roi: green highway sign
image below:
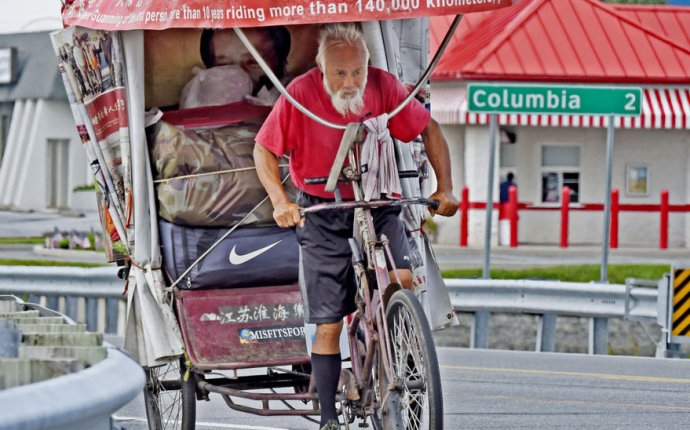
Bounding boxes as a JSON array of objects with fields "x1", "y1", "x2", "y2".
[{"x1": 467, "y1": 84, "x2": 642, "y2": 116}]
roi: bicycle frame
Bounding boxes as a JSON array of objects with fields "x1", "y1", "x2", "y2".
[{"x1": 301, "y1": 135, "x2": 438, "y2": 425}]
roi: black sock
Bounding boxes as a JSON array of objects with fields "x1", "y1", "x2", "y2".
[{"x1": 311, "y1": 352, "x2": 341, "y2": 426}]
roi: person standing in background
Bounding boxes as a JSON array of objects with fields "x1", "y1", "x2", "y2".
[
  {"x1": 499, "y1": 172, "x2": 516, "y2": 245},
  {"x1": 500, "y1": 172, "x2": 515, "y2": 205}
]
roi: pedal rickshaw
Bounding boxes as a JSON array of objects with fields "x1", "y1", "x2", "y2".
[{"x1": 54, "y1": 1, "x2": 511, "y2": 428}]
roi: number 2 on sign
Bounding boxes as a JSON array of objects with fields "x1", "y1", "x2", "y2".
[
  {"x1": 356, "y1": 0, "x2": 386, "y2": 13},
  {"x1": 624, "y1": 93, "x2": 636, "y2": 111}
]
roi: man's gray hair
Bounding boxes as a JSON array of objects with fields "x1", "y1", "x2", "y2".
[{"x1": 315, "y1": 23, "x2": 370, "y2": 70}]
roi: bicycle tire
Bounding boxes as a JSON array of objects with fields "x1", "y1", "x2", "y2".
[
  {"x1": 370, "y1": 345, "x2": 385, "y2": 430},
  {"x1": 383, "y1": 289, "x2": 443, "y2": 430},
  {"x1": 144, "y1": 357, "x2": 197, "y2": 430}
]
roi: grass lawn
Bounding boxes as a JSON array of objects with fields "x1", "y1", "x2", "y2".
[
  {"x1": 442, "y1": 264, "x2": 669, "y2": 284},
  {"x1": 0, "y1": 237, "x2": 45, "y2": 245},
  {"x1": 0, "y1": 259, "x2": 103, "y2": 268}
]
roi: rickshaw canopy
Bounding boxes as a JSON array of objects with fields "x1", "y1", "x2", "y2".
[
  {"x1": 54, "y1": 0, "x2": 511, "y2": 368},
  {"x1": 62, "y1": 0, "x2": 511, "y2": 30}
]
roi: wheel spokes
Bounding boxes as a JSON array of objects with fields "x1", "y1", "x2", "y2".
[
  {"x1": 390, "y1": 305, "x2": 429, "y2": 430},
  {"x1": 149, "y1": 362, "x2": 184, "y2": 429}
]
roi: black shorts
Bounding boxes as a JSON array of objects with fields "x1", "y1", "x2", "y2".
[{"x1": 296, "y1": 192, "x2": 412, "y2": 324}]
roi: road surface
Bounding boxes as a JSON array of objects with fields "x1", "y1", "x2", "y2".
[{"x1": 114, "y1": 347, "x2": 690, "y2": 429}]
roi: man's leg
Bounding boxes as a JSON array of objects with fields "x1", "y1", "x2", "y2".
[
  {"x1": 295, "y1": 192, "x2": 356, "y2": 429},
  {"x1": 312, "y1": 321, "x2": 343, "y2": 427},
  {"x1": 389, "y1": 268, "x2": 413, "y2": 289},
  {"x1": 374, "y1": 206, "x2": 413, "y2": 291}
]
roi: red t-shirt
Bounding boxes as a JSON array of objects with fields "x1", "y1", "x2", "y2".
[{"x1": 255, "y1": 67, "x2": 430, "y2": 200}]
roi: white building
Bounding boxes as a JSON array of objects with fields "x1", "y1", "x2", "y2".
[
  {"x1": 0, "y1": 31, "x2": 92, "y2": 213},
  {"x1": 430, "y1": 0, "x2": 690, "y2": 248}
]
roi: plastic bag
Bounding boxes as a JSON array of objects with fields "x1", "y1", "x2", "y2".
[{"x1": 179, "y1": 65, "x2": 253, "y2": 109}]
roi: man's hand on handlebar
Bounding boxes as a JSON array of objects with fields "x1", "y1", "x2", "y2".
[
  {"x1": 427, "y1": 190, "x2": 458, "y2": 217},
  {"x1": 273, "y1": 200, "x2": 304, "y2": 228}
]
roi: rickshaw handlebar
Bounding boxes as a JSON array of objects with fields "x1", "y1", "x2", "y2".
[
  {"x1": 303, "y1": 170, "x2": 420, "y2": 185},
  {"x1": 299, "y1": 197, "x2": 439, "y2": 216}
]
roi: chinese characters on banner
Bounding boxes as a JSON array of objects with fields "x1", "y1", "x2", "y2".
[{"x1": 201, "y1": 302, "x2": 305, "y2": 325}]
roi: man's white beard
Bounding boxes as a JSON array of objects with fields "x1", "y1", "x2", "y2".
[{"x1": 323, "y1": 75, "x2": 367, "y2": 117}]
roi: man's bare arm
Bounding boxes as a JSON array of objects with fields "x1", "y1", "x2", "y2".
[
  {"x1": 420, "y1": 118, "x2": 459, "y2": 217},
  {"x1": 253, "y1": 144, "x2": 302, "y2": 227}
]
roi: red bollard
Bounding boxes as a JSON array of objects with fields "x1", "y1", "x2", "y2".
[
  {"x1": 610, "y1": 188, "x2": 619, "y2": 249},
  {"x1": 460, "y1": 186, "x2": 469, "y2": 247},
  {"x1": 508, "y1": 185, "x2": 518, "y2": 248},
  {"x1": 660, "y1": 189, "x2": 669, "y2": 249},
  {"x1": 560, "y1": 186, "x2": 571, "y2": 248}
]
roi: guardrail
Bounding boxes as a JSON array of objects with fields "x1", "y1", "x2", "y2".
[
  {"x1": 0, "y1": 295, "x2": 145, "y2": 430},
  {"x1": 446, "y1": 277, "x2": 662, "y2": 355},
  {"x1": 0, "y1": 265, "x2": 672, "y2": 356},
  {"x1": 0, "y1": 266, "x2": 124, "y2": 335}
]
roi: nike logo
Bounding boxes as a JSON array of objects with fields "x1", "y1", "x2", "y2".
[{"x1": 228, "y1": 240, "x2": 282, "y2": 265}]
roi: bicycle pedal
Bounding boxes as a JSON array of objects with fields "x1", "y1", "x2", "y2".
[{"x1": 339, "y1": 369, "x2": 360, "y2": 401}]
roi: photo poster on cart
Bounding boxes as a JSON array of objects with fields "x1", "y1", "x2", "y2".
[{"x1": 50, "y1": 27, "x2": 131, "y2": 262}]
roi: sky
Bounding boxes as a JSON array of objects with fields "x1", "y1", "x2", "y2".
[{"x1": 1, "y1": 0, "x2": 63, "y2": 34}]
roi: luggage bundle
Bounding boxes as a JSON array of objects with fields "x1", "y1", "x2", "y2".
[
  {"x1": 147, "y1": 107, "x2": 299, "y2": 290},
  {"x1": 159, "y1": 221, "x2": 299, "y2": 290},
  {"x1": 148, "y1": 119, "x2": 286, "y2": 228}
]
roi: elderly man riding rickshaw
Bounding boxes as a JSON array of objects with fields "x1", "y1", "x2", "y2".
[{"x1": 55, "y1": 1, "x2": 512, "y2": 428}]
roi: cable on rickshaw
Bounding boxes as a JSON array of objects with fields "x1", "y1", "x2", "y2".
[
  {"x1": 232, "y1": 15, "x2": 463, "y2": 130},
  {"x1": 165, "y1": 15, "x2": 463, "y2": 290}
]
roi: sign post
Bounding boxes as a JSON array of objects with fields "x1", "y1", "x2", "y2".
[
  {"x1": 467, "y1": 83, "x2": 641, "y2": 288},
  {"x1": 600, "y1": 115, "x2": 616, "y2": 283},
  {"x1": 483, "y1": 114, "x2": 498, "y2": 279}
]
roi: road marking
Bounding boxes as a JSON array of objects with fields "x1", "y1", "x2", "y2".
[
  {"x1": 444, "y1": 393, "x2": 690, "y2": 412},
  {"x1": 112, "y1": 416, "x2": 289, "y2": 430},
  {"x1": 441, "y1": 364, "x2": 690, "y2": 384}
]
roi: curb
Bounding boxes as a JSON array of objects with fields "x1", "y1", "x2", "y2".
[{"x1": 31, "y1": 246, "x2": 107, "y2": 263}]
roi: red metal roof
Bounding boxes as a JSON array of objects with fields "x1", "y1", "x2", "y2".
[
  {"x1": 614, "y1": 4, "x2": 690, "y2": 48},
  {"x1": 431, "y1": 0, "x2": 690, "y2": 84}
]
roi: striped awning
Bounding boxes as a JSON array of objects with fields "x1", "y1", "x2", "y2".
[{"x1": 431, "y1": 85, "x2": 690, "y2": 129}]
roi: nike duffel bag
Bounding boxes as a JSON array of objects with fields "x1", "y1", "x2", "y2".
[{"x1": 159, "y1": 220, "x2": 299, "y2": 289}]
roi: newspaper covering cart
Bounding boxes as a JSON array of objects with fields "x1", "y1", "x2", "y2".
[{"x1": 53, "y1": 0, "x2": 511, "y2": 428}]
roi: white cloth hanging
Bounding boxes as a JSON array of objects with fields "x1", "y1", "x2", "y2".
[{"x1": 360, "y1": 113, "x2": 402, "y2": 201}]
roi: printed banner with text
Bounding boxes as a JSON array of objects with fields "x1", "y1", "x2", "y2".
[{"x1": 62, "y1": 0, "x2": 512, "y2": 30}]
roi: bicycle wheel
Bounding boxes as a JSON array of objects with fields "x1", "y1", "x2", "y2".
[
  {"x1": 370, "y1": 345, "x2": 385, "y2": 430},
  {"x1": 144, "y1": 357, "x2": 197, "y2": 430},
  {"x1": 383, "y1": 290, "x2": 443, "y2": 430}
]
